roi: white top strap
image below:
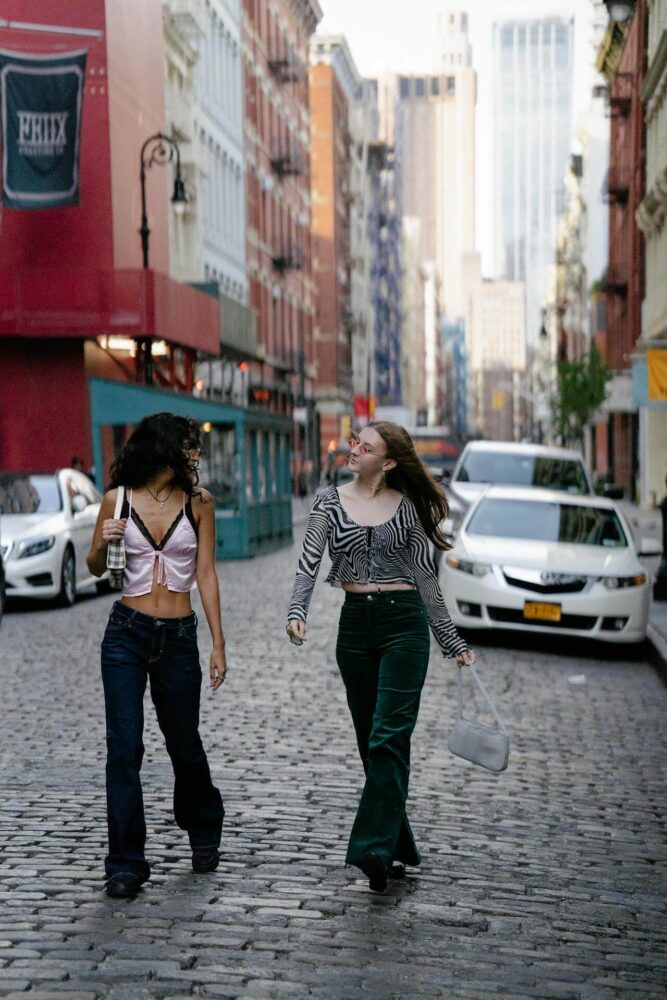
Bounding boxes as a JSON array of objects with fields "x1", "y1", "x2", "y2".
[{"x1": 113, "y1": 485, "x2": 125, "y2": 519}]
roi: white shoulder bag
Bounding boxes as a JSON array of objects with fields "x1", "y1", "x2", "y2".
[{"x1": 447, "y1": 663, "x2": 509, "y2": 773}]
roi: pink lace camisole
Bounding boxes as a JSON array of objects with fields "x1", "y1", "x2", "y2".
[{"x1": 121, "y1": 489, "x2": 198, "y2": 597}]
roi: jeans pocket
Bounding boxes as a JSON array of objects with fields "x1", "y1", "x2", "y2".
[{"x1": 106, "y1": 611, "x2": 130, "y2": 631}]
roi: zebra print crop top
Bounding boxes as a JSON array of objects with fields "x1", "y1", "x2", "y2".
[{"x1": 287, "y1": 485, "x2": 468, "y2": 658}]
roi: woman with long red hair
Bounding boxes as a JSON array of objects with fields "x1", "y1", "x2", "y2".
[{"x1": 287, "y1": 421, "x2": 475, "y2": 892}]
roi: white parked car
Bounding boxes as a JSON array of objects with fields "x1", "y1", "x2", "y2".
[
  {"x1": 0, "y1": 470, "x2": 108, "y2": 606},
  {"x1": 442, "y1": 486, "x2": 661, "y2": 644},
  {"x1": 448, "y1": 442, "x2": 593, "y2": 508}
]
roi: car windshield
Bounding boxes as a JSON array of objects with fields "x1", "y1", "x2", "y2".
[
  {"x1": 467, "y1": 498, "x2": 628, "y2": 547},
  {"x1": 0, "y1": 474, "x2": 62, "y2": 514},
  {"x1": 456, "y1": 451, "x2": 588, "y2": 494}
]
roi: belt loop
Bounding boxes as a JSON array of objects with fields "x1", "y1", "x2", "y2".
[{"x1": 178, "y1": 618, "x2": 184, "y2": 637}]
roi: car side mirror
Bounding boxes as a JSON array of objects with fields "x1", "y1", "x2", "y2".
[
  {"x1": 71, "y1": 494, "x2": 88, "y2": 513},
  {"x1": 639, "y1": 537, "x2": 662, "y2": 557},
  {"x1": 440, "y1": 469, "x2": 452, "y2": 485},
  {"x1": 603, "y1": 484, "x2": 624, "y2": 500}
]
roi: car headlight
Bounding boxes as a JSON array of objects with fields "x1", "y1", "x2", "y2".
[
  {"x1": 446, "y1": 556, "x2": 489, "y2": 577},
  {"x1": 601, "y1": 574, "x2": 646, "y2": 590},
  {"x1": 16, "y1": 536, "x2": 56, "y2": 559}
]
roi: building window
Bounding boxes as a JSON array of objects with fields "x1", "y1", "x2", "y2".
[
  {"x1": 415, "y1": 77, "x2": 426, "y2": 98},
  {"x1": 431, "y1": 77, "x2": 440, "y2": 96}
]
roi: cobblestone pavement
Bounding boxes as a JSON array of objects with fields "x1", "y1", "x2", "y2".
[{"x1": 0, "y1": 531, "x2": 666, "y2": 1000}]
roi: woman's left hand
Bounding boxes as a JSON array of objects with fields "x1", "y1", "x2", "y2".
[
  {"x1": 456, "y1": 648, "x2": 476, "y2": 668},
  {"x1": 210, "y1": 644, "x2": 228, "y2": 690}
]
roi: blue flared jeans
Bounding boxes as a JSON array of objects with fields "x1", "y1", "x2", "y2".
[
  {"x1": 100, "y1": 602, "x2": 224, "y2": 883},
  {"x1": 335, "y1": 590, "x2": 431, "y2": 869}
]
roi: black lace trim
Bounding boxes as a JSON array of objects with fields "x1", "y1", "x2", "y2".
[
  {"x1": 131, "y1": 508, "x2": 184, "y2": 551},
  {"x1": 185, "y1": 496, "x2": 198, "y2": 538}
]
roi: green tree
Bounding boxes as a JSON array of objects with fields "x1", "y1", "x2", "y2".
[{"x1": 553, "y1": 346, "x2": 612, "y2": 445}]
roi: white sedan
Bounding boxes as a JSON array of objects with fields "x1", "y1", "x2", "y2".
[
  {"x1": 441, "y1": 486, "x2": 661, "y2": 644},
  {"x1": 0, "y1": 469, "x2": 108, "y2": 606}
]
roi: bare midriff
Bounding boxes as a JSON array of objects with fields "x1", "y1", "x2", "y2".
[
  {"x1": 342, "y1": 581, "x2": 416, "y2": 594},
  {"x1": 120, "y1": 564, "x2": 193, "y2": 618}
]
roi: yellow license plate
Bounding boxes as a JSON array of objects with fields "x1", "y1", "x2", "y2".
[{"x1": 523, "y1": 602, "x2": 562, "y2": 622}]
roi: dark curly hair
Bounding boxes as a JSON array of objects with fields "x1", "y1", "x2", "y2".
[{"x1": 108, "y1": 413, "x2": 201, "y2": 496}]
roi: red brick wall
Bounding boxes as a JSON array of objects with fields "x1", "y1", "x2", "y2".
[
  {"x1": 0, "y1": 340, "x2": 91, "y2": 471},
  {"x1": 309, "y1": 60, "x2": 352, "y2": 458},
  {"x1": 242, "y1": 0, "x2": 317, "y2": 412},
  {"x1": 604, "y1": 4, "x2": 647, "y2": 497}
]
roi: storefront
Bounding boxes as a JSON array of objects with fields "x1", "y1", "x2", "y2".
[
  {"x1": 89, "y1": 378, "x2": 293, "y2": 558},
  {"x1": 633, "y1": 350, "x2": 667, "y2": 508}
]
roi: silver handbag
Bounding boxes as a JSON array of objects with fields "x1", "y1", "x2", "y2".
[{"x1": 447, "y1": 664, "x2": 509, "y2": 773}]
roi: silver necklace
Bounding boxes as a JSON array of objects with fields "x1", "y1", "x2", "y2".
[{"x1": 145, "y1": 484, "x2": 174, "y2": 510}]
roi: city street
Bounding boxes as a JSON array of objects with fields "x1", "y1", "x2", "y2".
[{"x1": 0, "y1": 530, "x2": 666, "y2": 1000}]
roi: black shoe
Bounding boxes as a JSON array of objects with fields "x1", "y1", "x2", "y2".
[
  {"x1": 360, "y1": 853, "x2": 388, "y2": 893},
  {"x1": 389, "y1": 863, "x2": 406, "y2": 880},
  {"x1": 105, "y1": 873, "x2": 140, "y2": 899},
  {"x1": 192, "y1": 846, "x2": 220, "y2": 873}
]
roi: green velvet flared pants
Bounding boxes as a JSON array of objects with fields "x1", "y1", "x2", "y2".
[{"x1": 335, "y1": 590, "x2": 431, "y2": 869}]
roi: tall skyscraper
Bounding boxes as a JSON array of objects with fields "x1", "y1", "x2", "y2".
[
  {"x1": 493, "y1": 17, "x2": 574, "y2": 341},
  {"x1": 382, "y1": 10, "x2": 476, "y2": 321}
]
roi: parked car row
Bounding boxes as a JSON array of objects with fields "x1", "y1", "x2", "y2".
[
  {"x1": 0, "y1": 469, "x2": 109, "y2": 613},
  {"x1": 442, "y1": 486, "x2": 660, "y2": 644},
  {"x1": 435, "y1": 441, "x2": 661, "y2": 645}
]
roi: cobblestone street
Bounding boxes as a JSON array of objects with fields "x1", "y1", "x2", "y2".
[{"x1": 0, "y1": 531, "x2": 666, "y2": 999}]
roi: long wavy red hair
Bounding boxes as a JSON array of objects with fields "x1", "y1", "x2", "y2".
[{"x1": 369, "y1": 421, "x2": 451, "y2": 550}]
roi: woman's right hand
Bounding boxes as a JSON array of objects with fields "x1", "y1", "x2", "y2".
[
  {"x1": 286, "y1": 620, "x2": 307, "y2": 644},
  {"x1": 100, "y1": 517, "x2": 127, "y2": 549}
]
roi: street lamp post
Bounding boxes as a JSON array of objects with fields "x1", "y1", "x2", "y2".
[
  {"x1": 138, "y1": 132, "x2": 188, "y2": 384},
  {"x1": 603, "y1": 1, "x2": 636, "y2": 22}
]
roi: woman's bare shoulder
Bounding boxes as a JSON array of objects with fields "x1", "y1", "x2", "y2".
[
  {"x1": 192, "y1": 488, "x2": 213, "y2": 505},
  {"x1": 101, "y1": 488, "x2": 119, "y2": 512}
]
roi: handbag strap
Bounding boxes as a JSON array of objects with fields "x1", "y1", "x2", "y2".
[
  {"x1": 113, "y1": 485, "x2": 125, "y2": 519},
  {"x1": 456, "y1": 664, "x2": 508, "y2": 736}
]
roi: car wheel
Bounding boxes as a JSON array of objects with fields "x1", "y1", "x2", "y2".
[{"x1": 57, "y1": 546, "x2": 76, "y2": 607}]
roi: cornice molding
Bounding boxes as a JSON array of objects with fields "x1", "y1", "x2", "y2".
[
  {"x1": 286, "y1": 0, "x2": 323, "y2": 36},
  {"x1": 309, "y1": 34, "x2": 363, "y2": 102},
  {"x1": 641, "y1": 29, "x2": 667, "y2": 110},
  {"x1": 636, "y1": 165, "x2": 667, "y2": 235},
  {"x1": 595, "y1": 19, "x2": 629, "y2": 82}
]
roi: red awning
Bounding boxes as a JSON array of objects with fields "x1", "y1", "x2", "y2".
[{"x1": 0, "y1": 268, "x2": 220, "y2": 356}]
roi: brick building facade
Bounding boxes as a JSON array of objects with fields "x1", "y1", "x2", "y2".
[
  {"x1": 596, "y1": 3, "x2": 648, "y2": 499},
  {"x1": 309, "y1": 37, "x2": 361, "y2": 460},
  {"x1": 242, "y1": 0, "x2": 322, "y2": 490}
]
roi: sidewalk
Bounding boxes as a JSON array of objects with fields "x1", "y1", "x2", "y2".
[
  {"x1": 618, "y1": 501, "x2": 667, "y2": 676},
  {"x1": 292, "y1": 493, "x2": 315, "y2": 527}
]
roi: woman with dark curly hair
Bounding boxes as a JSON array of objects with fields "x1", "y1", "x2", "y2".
[
  {"x1": 287, "y1": 421, "x2": 475, "y2": 893},
  {"x1": 87, "y1": 413, "x2": 227, "y2": 899}
]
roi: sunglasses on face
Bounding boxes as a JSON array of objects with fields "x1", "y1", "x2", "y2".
[{"x1": 347, "y1": 436, "x2": 383, "y2": 457}]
